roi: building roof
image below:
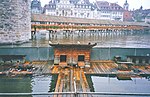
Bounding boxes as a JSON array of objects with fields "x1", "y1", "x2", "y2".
[
  {"x1": 44, "y1": 4, "x2": 56, "y2": 10},
  {"x1": 95, "y1": 1, "x2": 124, "y2": 11},
  {"x1": 110, "y1": 3, "x2": 124, "y2": 11},
  {"x1": 31, "y1": 14, "x2": 150, "y2": 27},
  {"x1": 95, "y1": 1, "x2": 110, "y2": 11}
]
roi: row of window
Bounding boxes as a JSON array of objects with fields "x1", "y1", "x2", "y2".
[
  {"x1": 45, "y1": 13, "x2": 123, "y2": 19},
  {"x1": 57, "y1": 5, "x2": 72, "y2": 8},
  {"x1": 101, "y1": 11, "x2": 110, "y2": 13},
  {"x1": 46, "y1": 10, "x2": 123, "y2": 15},
  {"x1": 47, "y1": 5, "x2": 91, "y2": 9},
  {"x1": 100, "y1": 7, "x2": 122, "y2": 10},
  {"x1": 47, "y1": 10, "x2": 90, "y2": 13},
  {"x1": 111, "y1": 7, "x2": 122, "y2": 10},
  {"x1": 112, "y1": 16, "x2": 122, "y2": 19},
  {"x1": 75, "y1": 5, "x2": 91, "y2": 9},
  {"x1": 48, "y1": 5, "x2": 56, "y2": 8},
  {"x1": 101, "y1": 15, "x2": 110, "y2": 18},
  {"x1": 112, "y1": 12, "x2": 123, "y2": 15}
]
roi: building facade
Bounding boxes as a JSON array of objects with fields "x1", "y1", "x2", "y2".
[
  {"x1": 0, "y1": 0, "x2": 31, "y2": 44},
  {"x1": 50, "y1": 43, "x2": 97, "y2": 67},
  {"x1": 43, "y1": 0, "x2": 124, "y2": 21},
  {"x1": 132, "y1": 8, "x2": 150, "y2": 22},
  {"x1": 95, "y1": 1, "x2": 124, "y2": 21}
]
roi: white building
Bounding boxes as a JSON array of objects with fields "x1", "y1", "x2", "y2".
[
  {"x1": 43, "y1": 0, "x2": 124, "y2": 21},
  {"x1": 95, "y1": 1, "x2": 124, "y2": 21},
  {"x1": 56, "y1": 0, "x2": 74, "y2": 17},
  {"x1": 73, "y1": 0, "x2": 92, "y2": 18}
]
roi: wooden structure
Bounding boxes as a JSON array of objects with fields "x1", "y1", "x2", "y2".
[
  {"x1": 31, "y1": 14, "x2": 150, "y2": 40},
  {"x1": 0, "y1": 55, "x2": 26, "y2": 63},
  {"x1": 50, "y1": 43, "x2": 97, "y2": 67},
  {"x1": 31, "y1": 14, "x2": 150, "y2": 31},
  {"x1": 127, "y1": 56, "x2": 150, "y2": 65}
]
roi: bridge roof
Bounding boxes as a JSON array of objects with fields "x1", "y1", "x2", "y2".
[{"x1": 31, "y1": 14, "x2": 150, "y2": 27}]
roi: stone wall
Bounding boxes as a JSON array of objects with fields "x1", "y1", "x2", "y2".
[
  {"x1": 0, "y1": 47, "x2": 150, "y2": 61},
  {"x1": 0, "y1": 0, "x2": 31, "y2": 44}
]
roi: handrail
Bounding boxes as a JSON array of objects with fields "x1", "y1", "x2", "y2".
[{"x1": 0, "y1": 92, "x2": 150, "y2": 96}]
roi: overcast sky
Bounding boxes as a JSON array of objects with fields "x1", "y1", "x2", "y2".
[{"x1": 40, "y1": 0, "x2": 150, "y2": 10}]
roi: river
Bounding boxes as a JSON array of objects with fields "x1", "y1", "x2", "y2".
[{"x1": 1, "y1": 32, "x2": 150, "y2": 48}]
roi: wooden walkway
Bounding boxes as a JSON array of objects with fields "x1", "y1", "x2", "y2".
[
  {"x1": 85, "y1": 61, "x2": 118, "y2": 74},
  {"x1": 53, "y1": 67, "x2": 91, "y2": 97},
  {"x1": 31, "y1": 60, "x2": 150, "y2": 97},
  {"x1": 32, "y1": 61, "x2": 51, "y2": 74}
]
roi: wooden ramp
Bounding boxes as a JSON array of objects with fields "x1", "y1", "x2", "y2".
[{"x1": 53, "y1": 67, "x2": 91, "y2": 97}]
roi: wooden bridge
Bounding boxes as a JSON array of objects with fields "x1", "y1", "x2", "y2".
[
  {"x1": 31, "y1": 14, "x2": 149, "y2": 31},
  {"x1": 31, "y1": 14, "x2": 150, "y2": 40}
]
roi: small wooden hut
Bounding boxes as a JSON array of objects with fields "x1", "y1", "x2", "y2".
[{"x1": 50, "y1": 43, "x2": 97, "y2": 67}]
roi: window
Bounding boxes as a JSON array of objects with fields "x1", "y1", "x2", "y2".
[
  {"x1": 56, "y1": 12, "x2": 58, "y2": 15},
  {"x1": 78, "y1": 55, "x2": 85, "y2": 61},
  {"x1": 60, "y1": 55, "x2": 67, "y2": 62}
]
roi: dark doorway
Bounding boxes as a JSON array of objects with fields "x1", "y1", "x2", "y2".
[
  {"x1": 139, "y1": 59, "x2": 142, "y2": 64},
  {"x1": 146, "y1": 59, "x2": 149, "y2": 63},
  {"x1": 132, "y1": 58, "x2": 136, "y2": 63},
  {"x1": 78, "y1": 55, "x2": 85, "y2": 61},
  {"x1": 60, "y1": 55, "x2": 67, "y2": 62}
]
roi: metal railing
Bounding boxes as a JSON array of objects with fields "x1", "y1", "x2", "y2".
[{"x1": 0, "y1": 92, "x2": 150, "y2": 97}]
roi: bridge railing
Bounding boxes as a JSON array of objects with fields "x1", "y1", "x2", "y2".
[
  {"x1": 0, "y1": 92, "x2": 150, "y2": 97},
  {"x1": 31, "y1": 24, "x2": 144, "y2": 31}
]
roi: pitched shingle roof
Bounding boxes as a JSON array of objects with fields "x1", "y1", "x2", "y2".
[{"x1": 31, "y1": 14, "x2": 150, "y2": 27}]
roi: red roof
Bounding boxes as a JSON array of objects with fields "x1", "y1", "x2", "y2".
[
  {"x1": 110, "y1": 3, "x2": 124, "y2": 11},
  {"x1": 96, "y1": 1, "x2": 124, "y2": 11}
]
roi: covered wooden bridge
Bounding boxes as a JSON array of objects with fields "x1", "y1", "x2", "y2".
[
  {"x1": 31, "y1": 14, "x2": 150, "y2": 39},
  {"x1": 31, "y1": 14, "x2": 149, "y2": 31}
]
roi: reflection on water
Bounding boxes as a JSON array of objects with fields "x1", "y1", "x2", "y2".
[
  {"x1": 0, "y1": 77, "x2": 31, "y2": 93},
  {"x1": 31, "y1": 75, "x2": 52, "y2": 93},
  {"x1": 2, "y1": 32, "x2": 149, "y2": 48},
  {"x1": 48, "y1": 33, "x2": 150, "y2": 48},
  {"x1": 0, "y1": 75, "x2": 150, "y2": 97},
  {"x1": 90, "y1": 96, "x2": 149, "y2": 97},
  {"x1": 90, "y1": 76, "x2": 150, "y2": 93},
  {"x1": 0, "y1": 75, "x2": 61, "y2": 97},
  {"x1": 0, "y1": 75, "x2": 52, "y2": 94}
]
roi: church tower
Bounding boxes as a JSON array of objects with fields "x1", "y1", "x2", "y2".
[{"x1": 123, "y1": 0, "x2": 129, "y2": 10}]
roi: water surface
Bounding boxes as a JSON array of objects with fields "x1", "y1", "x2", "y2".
[
  {"x1": 91, "y1": 76, "x2": 150, "y2": 93},
  {"x1": 1, "y1": 32, "x2": 150, "y2": 48},
  {"x1": 0, "y1": 75, "x2": 52, "y2": 93}
]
